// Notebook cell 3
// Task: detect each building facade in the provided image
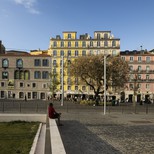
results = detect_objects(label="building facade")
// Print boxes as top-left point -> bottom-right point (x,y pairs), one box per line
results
121,50 -> 154,103
43,31 -> 120,98
0,40 -> 5,54
0,51 -> 51,100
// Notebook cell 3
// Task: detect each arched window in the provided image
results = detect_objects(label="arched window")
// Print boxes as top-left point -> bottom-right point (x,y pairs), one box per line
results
2,59 -> 9,68
19,92 -> 24,98
14,70 -> 19,79
20,71 -> 24,79
24,70 -> 30,80
16,59 -> 23,69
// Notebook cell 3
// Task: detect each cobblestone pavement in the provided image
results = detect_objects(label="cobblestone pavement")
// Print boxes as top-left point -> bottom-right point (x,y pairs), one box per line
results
56,104 -> 154,154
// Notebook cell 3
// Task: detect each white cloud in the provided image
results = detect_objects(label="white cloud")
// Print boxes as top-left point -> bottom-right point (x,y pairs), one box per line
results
13,0 -> 40,14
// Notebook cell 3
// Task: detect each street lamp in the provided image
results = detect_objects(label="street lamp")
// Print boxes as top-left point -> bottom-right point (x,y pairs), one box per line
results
104,52 -> 110,115
61,56 -> 64,106
104,54 -> 107,115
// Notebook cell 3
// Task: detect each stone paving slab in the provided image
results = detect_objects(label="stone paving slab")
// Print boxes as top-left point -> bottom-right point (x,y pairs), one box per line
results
57,107 -> 154,154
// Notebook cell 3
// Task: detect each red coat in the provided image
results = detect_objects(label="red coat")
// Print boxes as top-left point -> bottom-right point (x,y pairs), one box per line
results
48,106 -> 56,118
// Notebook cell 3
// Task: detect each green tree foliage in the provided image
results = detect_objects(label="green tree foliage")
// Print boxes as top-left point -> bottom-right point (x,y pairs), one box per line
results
70,55 -> 129,98
48,71 -> 60,99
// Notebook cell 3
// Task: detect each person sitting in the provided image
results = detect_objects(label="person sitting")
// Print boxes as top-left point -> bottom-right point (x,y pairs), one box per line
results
48,103 -> 63,126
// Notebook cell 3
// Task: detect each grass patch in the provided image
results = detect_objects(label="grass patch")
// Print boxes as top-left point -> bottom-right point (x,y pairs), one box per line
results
0,121 -> 39,154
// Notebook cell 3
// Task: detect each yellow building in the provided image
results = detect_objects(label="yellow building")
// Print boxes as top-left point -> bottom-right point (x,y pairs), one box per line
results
47,31 -> 120,99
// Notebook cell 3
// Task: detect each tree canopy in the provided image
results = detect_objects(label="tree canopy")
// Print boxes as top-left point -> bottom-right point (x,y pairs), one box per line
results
70,54 -> 129,98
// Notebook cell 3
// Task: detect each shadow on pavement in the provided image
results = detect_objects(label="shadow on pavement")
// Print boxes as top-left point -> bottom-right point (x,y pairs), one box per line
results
58,120 -> 122,154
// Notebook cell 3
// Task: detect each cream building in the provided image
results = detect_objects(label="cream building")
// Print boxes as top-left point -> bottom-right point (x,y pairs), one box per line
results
0,51 -> 51,100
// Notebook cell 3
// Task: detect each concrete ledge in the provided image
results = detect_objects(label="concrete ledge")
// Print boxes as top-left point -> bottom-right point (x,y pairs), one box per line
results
0,114 -> 46,122
29,123 -> 42,154
49,118 -> 66,154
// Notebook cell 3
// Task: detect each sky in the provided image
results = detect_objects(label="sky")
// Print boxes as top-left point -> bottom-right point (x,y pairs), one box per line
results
0,0 -> 154,52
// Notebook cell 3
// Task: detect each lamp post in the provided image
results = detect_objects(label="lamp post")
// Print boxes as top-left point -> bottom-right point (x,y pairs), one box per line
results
104,54 -> 107,115
61,56 -> 64,106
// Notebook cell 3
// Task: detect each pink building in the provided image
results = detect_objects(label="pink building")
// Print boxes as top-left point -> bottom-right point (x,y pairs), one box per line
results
120,50 -> 154,103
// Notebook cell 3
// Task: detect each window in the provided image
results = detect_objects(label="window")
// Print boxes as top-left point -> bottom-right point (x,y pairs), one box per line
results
34,71 -> 41,79
68,34 -> 71,39
82,86 -> 86,91
43,84 -> 47,89
16,59 -> 23,68
104,33 -> 108,39
121,56 -> 125,61
89,50 -> 93,55
97,33 -> 101,39
90,41 -> 93,47
67,86 -> 71,90
97,41 -> 100,47
34,59 -> 41,66
129,74 -> 133,80
146,84 -> 150,89
112,50 -> 116,55
146,56 -> 150,62
1,91 -> 5,98
82,41 -> 86,47
138,56 -> 142,62
68,41 -> 71,47
75,41 -> 78,47
32,92 -> 37,99
19,92 -> 24,98
60,50 -> 64,56
20,82 -> 24,87
130,56 -> 134,62
146,66 -> 150,72
75,78 -> 78,85
42,59 -> 49,66
138,74 -> 141,80
53,50 -> 57,56
61,41 -> 64,47
1,82 -> 5,87
2,59 -> 9,68
2,72 -> 8,79
75,86 -> 78,90
42,71 -> 49,79
129,84 -> 134,89
75,50 -> 78,56
32,83 -> 36,88
53,60 -> 57,66
129,66 -> 133,71
146,75 -> 149,80
68,50 -> 71,56
112,40 -> 116,47
53,41 -> 57,47
138,66 -> 142,71
82,50 -> 86,56
53,68 -> 56,74
104,41 -> 108,47
67,78 -> 71,85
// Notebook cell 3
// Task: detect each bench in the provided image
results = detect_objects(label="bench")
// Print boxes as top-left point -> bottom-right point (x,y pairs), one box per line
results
49,118 -> 66,154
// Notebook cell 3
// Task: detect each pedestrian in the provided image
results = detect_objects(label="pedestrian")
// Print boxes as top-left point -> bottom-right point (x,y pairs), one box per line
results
48,103 -> 63,126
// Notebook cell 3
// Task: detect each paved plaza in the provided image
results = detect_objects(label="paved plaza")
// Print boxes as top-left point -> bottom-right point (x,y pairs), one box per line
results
56,102 -> 154,154
0,100 -> 154,154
